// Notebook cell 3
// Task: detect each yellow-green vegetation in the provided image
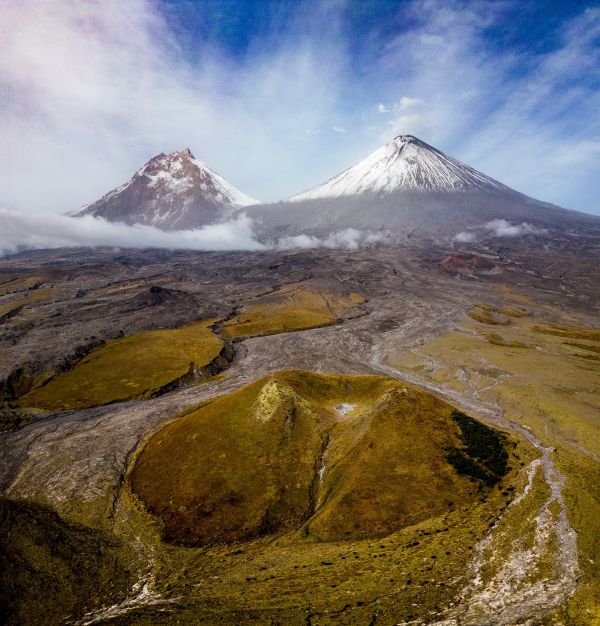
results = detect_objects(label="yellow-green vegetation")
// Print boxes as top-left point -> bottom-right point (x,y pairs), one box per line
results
114,370 -> 531,624
117,492 -> 530,625
0,497 -> 135,626
129,371 -> 514,547
0,269 -> 68,296
485,333 -> 528,348
20,320 -> 223,411
0,275 -> 45,296
222,283 -> 364,337
467,303 -> 511,325
0,288 -> 65,320
534,321 -> 600,342
498,305 -> 530,318
99,281 -> 147,296
389,301 -> 600,624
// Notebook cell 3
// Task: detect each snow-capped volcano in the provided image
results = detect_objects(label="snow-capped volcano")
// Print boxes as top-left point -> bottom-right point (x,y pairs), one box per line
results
290,135 -> 508,201
244,134 -> 586,238
77,148 -> 258,230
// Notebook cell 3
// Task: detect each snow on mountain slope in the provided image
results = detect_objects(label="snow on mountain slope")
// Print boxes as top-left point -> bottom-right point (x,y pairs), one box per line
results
289,135 -> 509,201
77,148 -> 258,230
243,134 -> 588,239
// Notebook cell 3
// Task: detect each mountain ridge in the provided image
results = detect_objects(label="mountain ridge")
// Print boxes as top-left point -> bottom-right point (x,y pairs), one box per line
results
73,136 -> 598,238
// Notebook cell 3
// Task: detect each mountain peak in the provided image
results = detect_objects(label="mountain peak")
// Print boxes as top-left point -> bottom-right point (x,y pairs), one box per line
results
76,149 -> 258,229
393,134 -> 422,145
390,134 -> 433,154
289,135 -> 507,201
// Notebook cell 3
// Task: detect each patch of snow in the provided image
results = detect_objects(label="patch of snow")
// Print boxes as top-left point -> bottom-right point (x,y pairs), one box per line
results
335,403 -> 356,415
189,156 -> 258,206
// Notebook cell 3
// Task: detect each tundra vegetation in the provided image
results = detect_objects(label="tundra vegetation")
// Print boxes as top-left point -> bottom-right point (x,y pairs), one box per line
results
129,372 -> 513,547
0,243 -> 598,625
391,293 -> 600,625
19,320 -> 224,411
222,283 -> 364,337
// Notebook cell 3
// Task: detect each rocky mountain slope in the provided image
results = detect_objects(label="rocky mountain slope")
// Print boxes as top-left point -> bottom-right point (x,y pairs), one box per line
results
76,148 -> 258,230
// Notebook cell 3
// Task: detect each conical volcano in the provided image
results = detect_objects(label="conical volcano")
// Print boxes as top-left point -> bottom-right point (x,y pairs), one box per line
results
291,135 -> 510,200
244,135 -> 587,238
76,149 -> 258,230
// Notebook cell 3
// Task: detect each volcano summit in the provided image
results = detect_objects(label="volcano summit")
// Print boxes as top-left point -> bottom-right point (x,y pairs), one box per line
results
76,148 -> 258,230
246,135 -> 588,239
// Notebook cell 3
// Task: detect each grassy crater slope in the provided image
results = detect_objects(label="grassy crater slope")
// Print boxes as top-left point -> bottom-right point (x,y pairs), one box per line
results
129,371 -> 511,547
222,282 -> 364,338
391,299 -> 600,625
19,320 -> 224,411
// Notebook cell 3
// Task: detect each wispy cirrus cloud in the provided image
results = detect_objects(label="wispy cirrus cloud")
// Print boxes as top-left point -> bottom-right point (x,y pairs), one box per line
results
1,0 -> 599,218
0,0 -> 350,211
373,1 -> 600,213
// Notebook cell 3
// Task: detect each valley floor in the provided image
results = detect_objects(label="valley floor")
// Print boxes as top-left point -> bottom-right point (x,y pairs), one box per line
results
0,239 -> 599,625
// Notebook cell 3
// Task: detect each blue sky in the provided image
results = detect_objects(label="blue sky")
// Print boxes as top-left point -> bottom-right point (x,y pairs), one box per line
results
1,0 -> 599,215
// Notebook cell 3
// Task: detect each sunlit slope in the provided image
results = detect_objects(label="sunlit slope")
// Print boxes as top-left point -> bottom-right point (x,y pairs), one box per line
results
20,320 -> 223,411
129,371 -> 511,547
222,283 -> 364,337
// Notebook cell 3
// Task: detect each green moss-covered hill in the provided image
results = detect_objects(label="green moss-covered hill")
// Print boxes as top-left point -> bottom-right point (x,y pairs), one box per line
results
129,371 -> 509,547
19,319 -> 224,411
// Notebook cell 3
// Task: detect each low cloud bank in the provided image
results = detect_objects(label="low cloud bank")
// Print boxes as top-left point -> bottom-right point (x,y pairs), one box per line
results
276,229 -> 389,250
483,219 -> 547,237
0,210 -> 265,255
454,218 -> 548,242
0,210 -> 386,256
453,231 -> 476,243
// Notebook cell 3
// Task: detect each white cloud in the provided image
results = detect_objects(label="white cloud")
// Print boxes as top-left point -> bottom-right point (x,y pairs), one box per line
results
483,219 -> 547,237
1,0 -> 598,217
386,97 -> 426,140
0,209 -> 388,256
0,210 -> 265,255
454,231 -> 476,243
276,234 -> 321,249
397,96 -> 424,110
364,231 -> 391,244
375,1 -> 600,213
388,113 -> 429,138
323,228 -> 361,248
0,0 -> 349,211
332,126 -> 347,134
276,228 -> 385,250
